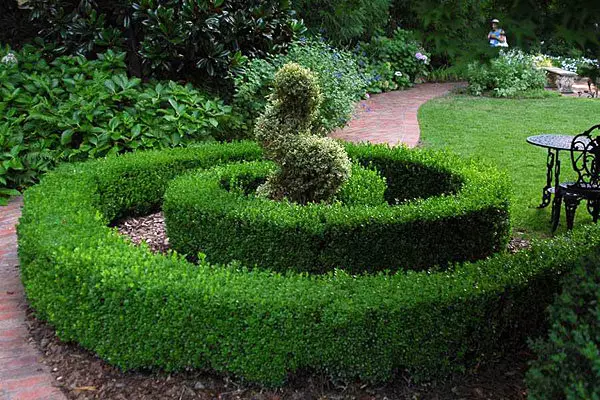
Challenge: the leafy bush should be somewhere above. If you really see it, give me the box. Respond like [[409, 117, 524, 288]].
[[357, 29, 430, 88], [467, 50, 547, 97], [18, 140, 600, 386], [25, 0, 304, 83], [233, 39, 367, 137], [294, 0, 391, 44], [164, 143, 510, 274], [527, 251, 600, 399], [0, 45, 235, 194], [254, 63, 351, 204]]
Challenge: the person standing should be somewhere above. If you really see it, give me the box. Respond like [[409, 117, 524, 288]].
[[488, 19, 508, 47]]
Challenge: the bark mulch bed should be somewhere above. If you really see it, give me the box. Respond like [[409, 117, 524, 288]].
[[25, 212, 533, 399]]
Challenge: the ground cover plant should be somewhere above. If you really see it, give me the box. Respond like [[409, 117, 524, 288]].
[[0, 45, 235, 199], [419, 95, 600, 238]]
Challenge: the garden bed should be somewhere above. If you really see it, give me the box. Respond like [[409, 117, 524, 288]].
[[18, 141, 600, 386]]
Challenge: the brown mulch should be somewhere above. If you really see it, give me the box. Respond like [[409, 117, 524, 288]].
[[27, 310, 529, 400], [116, 212, 169, 253]]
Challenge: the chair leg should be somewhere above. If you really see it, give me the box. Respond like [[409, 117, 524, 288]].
[[551, 193, 563, 232], [564, 196, 581, 230], [591, 200, 600, 223]]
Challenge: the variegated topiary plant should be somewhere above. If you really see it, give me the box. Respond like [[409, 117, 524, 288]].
[[254, 62, 351, 204]]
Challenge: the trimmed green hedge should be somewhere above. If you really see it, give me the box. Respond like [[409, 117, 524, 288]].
[[18, 141, 600, 386], [164, 144, 511, 274]]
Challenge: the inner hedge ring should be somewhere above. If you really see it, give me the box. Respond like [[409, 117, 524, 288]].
[[18, 141, 600, 386], [164, 145, 511, 273]]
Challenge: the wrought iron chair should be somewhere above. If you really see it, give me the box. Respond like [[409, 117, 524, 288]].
[[551, 124, 600, 231]]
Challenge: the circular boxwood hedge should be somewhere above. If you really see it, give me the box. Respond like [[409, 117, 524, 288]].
[[164, 143, 511, 274], [17, 141, 600, 386]]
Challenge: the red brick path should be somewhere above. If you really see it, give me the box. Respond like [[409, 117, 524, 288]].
[[0, 197, 65, 400], [330, 83, 460, 147]]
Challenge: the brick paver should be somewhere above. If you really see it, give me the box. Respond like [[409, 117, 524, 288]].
[[0, 197, 65, 400], [330, 83, 461, 147]]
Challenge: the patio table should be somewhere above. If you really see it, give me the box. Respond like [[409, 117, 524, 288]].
[[526, 134, 588, 208]]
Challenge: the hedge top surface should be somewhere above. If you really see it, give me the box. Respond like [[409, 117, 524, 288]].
[[17, 140, 600, 386]]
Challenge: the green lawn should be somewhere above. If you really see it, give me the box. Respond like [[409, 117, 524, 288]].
[[419, 95, 600, 238]]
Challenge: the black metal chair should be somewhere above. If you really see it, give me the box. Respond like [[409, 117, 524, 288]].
[[551, 124, 600, 231]]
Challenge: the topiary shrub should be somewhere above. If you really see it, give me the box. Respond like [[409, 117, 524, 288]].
[[233, 39, 367, 137], [17, 141, 600, 386], [254, 63, 351, 204], [526, 251, 600, 399]]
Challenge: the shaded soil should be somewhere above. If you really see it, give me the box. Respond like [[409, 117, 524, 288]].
[[27, 310, 529, 400]]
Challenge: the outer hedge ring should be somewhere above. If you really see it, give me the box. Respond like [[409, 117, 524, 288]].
[[18, 141, 600, 386], [164, 144, 511, 273]]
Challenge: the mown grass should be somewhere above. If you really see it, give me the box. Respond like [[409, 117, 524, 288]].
[[419, 95, 600, 238]]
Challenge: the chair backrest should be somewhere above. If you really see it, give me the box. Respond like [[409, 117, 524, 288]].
[[571, 124, 600, 188]]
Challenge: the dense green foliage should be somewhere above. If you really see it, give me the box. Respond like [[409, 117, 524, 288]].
[[527, 251, 600, 399], [25, 0, 305, 83], [164, 143, 510, 274], [254, 63, 351, 204], [0, 45, 234, 196], [357, 29, 430, 89], [294, 0, 391, 44], [467, 50, 547, 97], [419, 95, 600, 237], [18, 141, 600, 386], [233, 39, 367, 136], [337, 163, 387, 206]]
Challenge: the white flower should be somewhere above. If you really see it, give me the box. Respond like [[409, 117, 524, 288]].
[[394, 71, 403, 76], [1, 53, 17, 65]]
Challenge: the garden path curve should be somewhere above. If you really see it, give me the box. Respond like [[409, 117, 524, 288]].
[[1, 196, 65, 400], [0, 83, 456, 400], [330, 82, 460, 147]]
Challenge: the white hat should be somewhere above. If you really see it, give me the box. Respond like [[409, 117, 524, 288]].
[[491, 18, 500, 23]]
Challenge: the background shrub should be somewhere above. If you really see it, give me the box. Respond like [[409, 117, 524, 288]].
[[0, 45, 235, 194], [25, 0, 305, 85], [526, 251, 600, 399], [164, 143, 511, 274], [233, 39, 367, 137], [18, 141, 600, 386], [356, 29, 430, 88], [293, 0, 391, 44], [467, 50, 547, 97]]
